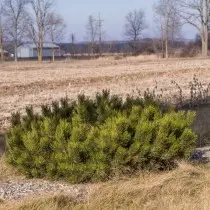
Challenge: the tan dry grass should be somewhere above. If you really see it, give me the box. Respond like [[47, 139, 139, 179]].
[[76, 162, 210, 210], [2, 162, 210, 210], [0, 194, 78, 210], [0, 155, 24, 182]]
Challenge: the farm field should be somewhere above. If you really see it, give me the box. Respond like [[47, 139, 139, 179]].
[[0, 56, 210, 131]]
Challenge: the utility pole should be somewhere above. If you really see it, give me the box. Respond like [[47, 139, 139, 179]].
[[87, 14, 104, 56], [71, 33, 76, 57], [96, 13, 104, 56]]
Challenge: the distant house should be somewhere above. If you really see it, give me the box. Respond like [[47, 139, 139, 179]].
[[17, 43, 62, 58]]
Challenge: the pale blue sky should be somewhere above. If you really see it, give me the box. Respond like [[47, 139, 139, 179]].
[[55, 0, 196, 42]]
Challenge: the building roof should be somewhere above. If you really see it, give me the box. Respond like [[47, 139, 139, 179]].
[[19, 43, 60, 49]]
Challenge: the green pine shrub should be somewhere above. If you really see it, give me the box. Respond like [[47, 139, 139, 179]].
[[6, 91, 197, 183]]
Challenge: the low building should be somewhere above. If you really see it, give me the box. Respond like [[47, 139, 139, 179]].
[[17, 43, 62, 58]]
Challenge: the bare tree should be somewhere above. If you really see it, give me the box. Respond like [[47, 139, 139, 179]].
[[3, 0, 28, 62], [27, 0, 53, 62], [86, 15, 98, 55], [0, 2, 5, 61], [170, 14, 182, 47], [124, 10, 146, 54], [177, 0, 210, 57], [154, 0, 181, 58], [48, 13, 65, 62]]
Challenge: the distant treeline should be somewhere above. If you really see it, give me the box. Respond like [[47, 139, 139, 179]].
[[3, 36, 202, 60], [57, 38, 198, 57]]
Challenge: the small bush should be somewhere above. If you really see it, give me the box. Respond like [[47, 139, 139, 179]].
[[6, 91, 197, 183]]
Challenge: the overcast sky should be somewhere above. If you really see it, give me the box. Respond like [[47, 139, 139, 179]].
[[55, 0, 197, 42]]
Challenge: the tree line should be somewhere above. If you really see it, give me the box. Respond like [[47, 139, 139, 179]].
[[0, 0, 209, 62]]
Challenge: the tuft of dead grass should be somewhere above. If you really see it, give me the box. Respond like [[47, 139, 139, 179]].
[[0, 194, 78, 210], [2, 162, 210, 210]]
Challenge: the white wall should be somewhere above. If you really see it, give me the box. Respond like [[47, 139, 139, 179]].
[[17, 46, 61, 58], [17, 47, 31, 58]]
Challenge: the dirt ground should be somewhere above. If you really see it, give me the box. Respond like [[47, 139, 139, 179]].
[[1, 56, 210, 131]]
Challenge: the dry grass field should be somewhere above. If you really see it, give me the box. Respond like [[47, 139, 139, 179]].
[[1, 56, 210, 131]]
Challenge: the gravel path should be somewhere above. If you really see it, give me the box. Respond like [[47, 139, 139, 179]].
[[0, 180, 88, 202]]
